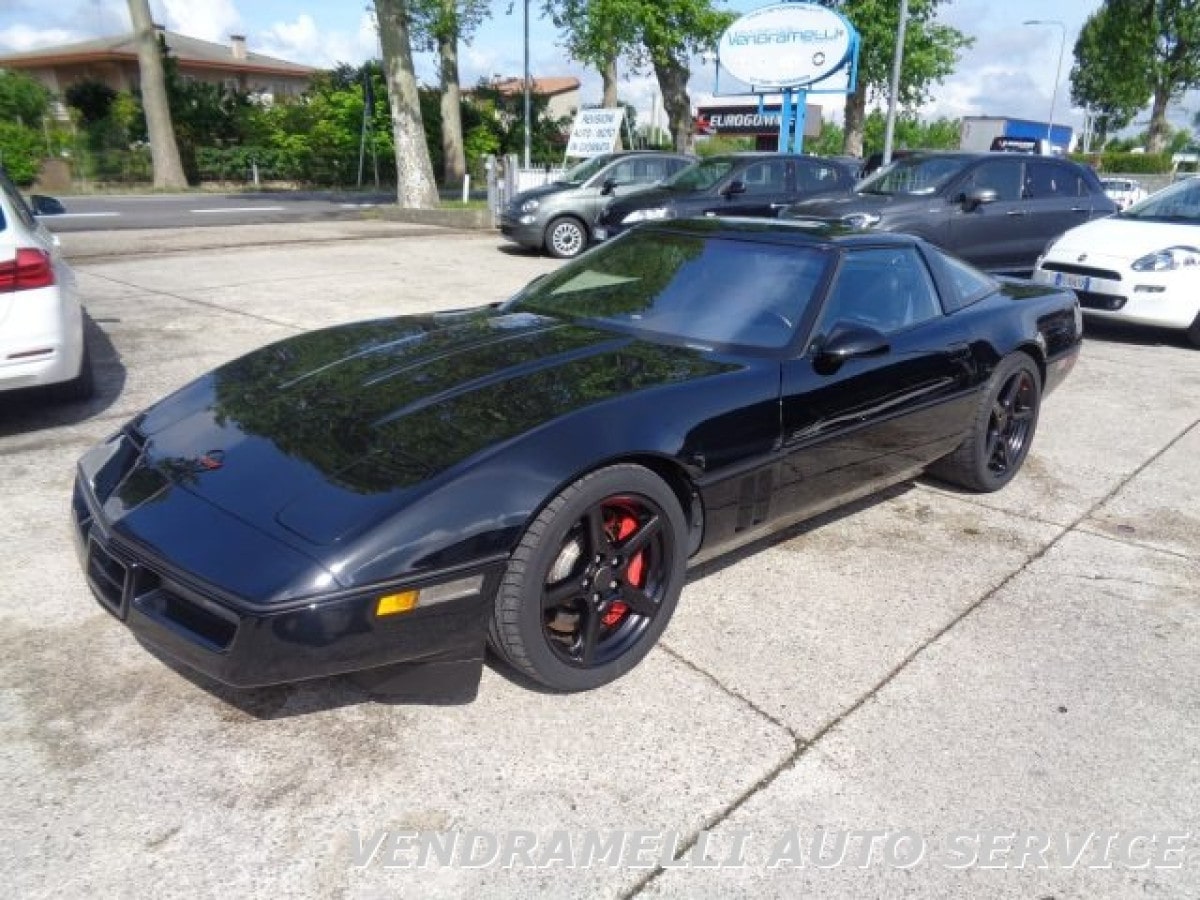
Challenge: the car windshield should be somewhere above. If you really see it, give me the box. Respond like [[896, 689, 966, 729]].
[[1120, 178, 1200, 223], [661, 158, 736, 192], [858, 156, 969, 196], [506, 229, 830, 349], [556, 155, 614, 186]]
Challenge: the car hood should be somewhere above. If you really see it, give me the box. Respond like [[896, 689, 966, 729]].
[[785, 192, 900, 220], [133, 308, 725, 547], [1044, 215, 1198, 260], [510, 181, 572, 207]]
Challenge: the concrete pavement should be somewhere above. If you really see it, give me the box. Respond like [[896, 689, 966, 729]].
[[2, 221, 1197, 898]]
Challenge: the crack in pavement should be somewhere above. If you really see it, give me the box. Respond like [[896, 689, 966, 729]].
[[622, 415, 1200, 898]]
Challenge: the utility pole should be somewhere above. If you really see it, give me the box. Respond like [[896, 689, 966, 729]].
[[882, 0, 909, 167]]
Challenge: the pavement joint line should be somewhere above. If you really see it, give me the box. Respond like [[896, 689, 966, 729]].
[[911, 479, 1072, 530], [624, 413, 1200, 898], [1071, 523, 1200, 564], [83, 271, 306, 333]]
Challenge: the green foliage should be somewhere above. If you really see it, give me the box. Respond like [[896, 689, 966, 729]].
[[409, 0, 491, 51], [467, 80, 573, 165], [861, 110, 960, 154], [0, 70, 50, 126], [0, 122, 43, 185], [64, 81, 118, 126], [831, 0, 972, 103], [695, 135, 754, 156], [1071, 151, 1175, 174]]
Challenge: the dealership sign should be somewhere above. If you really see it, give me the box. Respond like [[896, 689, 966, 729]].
[[696, 104, 821, 137], [565, 108, 625, 158], [717, 3, 855, 90]]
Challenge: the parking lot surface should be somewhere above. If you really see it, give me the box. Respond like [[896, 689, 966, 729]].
[[2, 222, 1197, 898]]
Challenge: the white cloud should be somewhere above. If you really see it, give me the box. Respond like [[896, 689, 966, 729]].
[[256, 11, 378, 68], [158, 0, 241, 42], [0, 24, 84, 52]]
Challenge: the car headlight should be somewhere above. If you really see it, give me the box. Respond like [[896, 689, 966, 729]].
[[1131, 246, 1200, 272], [520, 199, 540, 213], [841, 212, 881, 229], [622, 207, 671, 224]]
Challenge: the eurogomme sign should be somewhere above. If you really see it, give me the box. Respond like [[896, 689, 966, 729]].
[[565, 108, 625, 158], [717, 2, 855, 90]]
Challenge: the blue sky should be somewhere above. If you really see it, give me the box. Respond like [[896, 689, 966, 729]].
[[0, 1, 1173, 137]]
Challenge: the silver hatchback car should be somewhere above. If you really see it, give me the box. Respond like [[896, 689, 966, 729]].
[[500, 151, 692, 258]]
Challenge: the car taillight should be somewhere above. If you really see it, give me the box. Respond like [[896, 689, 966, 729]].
[[0, 248, 56, 292]]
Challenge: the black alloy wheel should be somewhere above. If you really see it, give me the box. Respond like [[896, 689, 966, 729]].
[[928, 352, 1042, 493], [490, 465, 687, 691]]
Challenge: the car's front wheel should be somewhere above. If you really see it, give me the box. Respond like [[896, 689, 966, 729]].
[[544, 216, 588, 259], [927, 352, 1042, 492], [489, 465, 687, 691]]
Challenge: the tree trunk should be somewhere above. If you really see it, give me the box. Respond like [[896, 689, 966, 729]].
[[437, 16, 466, 188], [653, 55, 692, 154], [1145, 86, 1171, 154], [375, 0, 439, 208], [127, 0, 186, 189], [602, 55, 622, 150], [842, 82, 868, 158]]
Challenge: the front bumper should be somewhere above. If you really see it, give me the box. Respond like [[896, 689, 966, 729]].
[[499, 213, 544, 249], [72, 430, 502, 690], [1033, 261, 1200, 330]]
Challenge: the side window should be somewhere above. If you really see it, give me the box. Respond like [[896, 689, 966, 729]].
[[738, 160, 788, 195], [604, 160, 638, 186], [1024, 160, 1069, 199], [924, 245, 997, 313], [665, 158, 689, 177], [962, 159, 1023, 201], [814, 247, 942, 338], [0, 169, 35, 231], [797, 162, 845, 192]]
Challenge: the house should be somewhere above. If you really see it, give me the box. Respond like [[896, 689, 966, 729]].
[[479, 76, 581, 123], [0, 28, 316, 104]]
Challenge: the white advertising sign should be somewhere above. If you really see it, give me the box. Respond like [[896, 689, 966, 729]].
[[718, 3, 855, 90], [565, 107, 625, 158]]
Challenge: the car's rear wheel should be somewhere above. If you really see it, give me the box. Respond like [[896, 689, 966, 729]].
[[544, 216, 588, 259], [1186, 310, 1200, 348], [927, 352, 1041, 492], [489, 465, 687, 692]]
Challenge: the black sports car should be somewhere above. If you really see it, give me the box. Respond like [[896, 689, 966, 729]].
[[73, 220, 1081, 698]]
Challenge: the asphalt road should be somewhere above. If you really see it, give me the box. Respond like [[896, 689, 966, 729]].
[[36, 190, 397, 231], [2, 221, 1198, 898]]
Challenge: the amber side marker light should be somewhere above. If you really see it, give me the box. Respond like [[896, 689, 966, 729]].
[[375, 575, 485, 617]]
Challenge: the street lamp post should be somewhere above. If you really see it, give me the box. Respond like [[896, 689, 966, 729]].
[[523, 0, 531, 170], [882, 0, 910, 167], [1024, 19, 1066, 148]]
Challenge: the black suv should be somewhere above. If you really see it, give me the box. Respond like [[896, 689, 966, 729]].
[[781, 152, 1116, 272], [595, 153, 856, 242]]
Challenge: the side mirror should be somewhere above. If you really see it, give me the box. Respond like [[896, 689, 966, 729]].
[[812, 322, 890, 374], [30, 195, 66, 216], [961, 187, 997, 211], [723, 180, 747, 197], [600, 177, 618, 196]]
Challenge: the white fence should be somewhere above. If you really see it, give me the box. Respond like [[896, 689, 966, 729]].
[[486, 154, 567, 223]]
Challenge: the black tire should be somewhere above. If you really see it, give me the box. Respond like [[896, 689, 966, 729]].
[[927, 352, 1041, 493], [47, 341, 95, 403], [544, 216, 588, 259], [489, 464, 688, 692], [1186, 310, 1200, 348]]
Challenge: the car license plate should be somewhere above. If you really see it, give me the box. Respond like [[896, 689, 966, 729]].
[[1054, 272, 1090, 291]]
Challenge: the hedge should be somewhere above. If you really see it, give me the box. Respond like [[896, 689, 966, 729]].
[[1069, 152, 1174, 174]]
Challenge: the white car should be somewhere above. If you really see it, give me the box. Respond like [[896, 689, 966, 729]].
[[1033, 176, 1200, 347], [0, 169, 92, 400], [1099, 177, 1148, 210]]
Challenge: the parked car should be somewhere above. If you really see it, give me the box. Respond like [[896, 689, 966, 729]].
[[0, 168, 91, 400], [73, 219, 1080, 698], [782, 152, 1117, 273], [1099, 177, 1148, 210], [1033, 174, 1200, 346], [593, 153, 857, 243], [499, 151, 692, 258]]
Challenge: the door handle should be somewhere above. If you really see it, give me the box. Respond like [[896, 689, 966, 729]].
[[1070, 206, 1089, 213], [1005, 209, 1028, 216], [769, 202, 788, 209]]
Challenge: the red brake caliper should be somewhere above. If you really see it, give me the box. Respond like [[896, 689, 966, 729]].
[[602, 513, 643, 626]]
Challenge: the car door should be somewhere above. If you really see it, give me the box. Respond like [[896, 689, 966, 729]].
[[943, 157, 1028, 271], [775, 245, 978, 523], [710, 158, 794, 218], [1021, 159, 1094, 260]]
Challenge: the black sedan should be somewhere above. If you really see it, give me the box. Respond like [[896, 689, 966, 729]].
[[73, 220, 1081, 698], [594, 153, 856, 244], [782, 152, 1116, 273]]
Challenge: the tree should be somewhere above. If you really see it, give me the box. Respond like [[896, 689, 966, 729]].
[[545, 0, 634, 109], [127, 0, 186, 188], [826, 0, 971, 157], [410, 0, 490, 187], [375, 0, 439, 207], [0, 70, 50, 126], [632, 0, 734, 153], [1071, 0, 1200, 154]]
